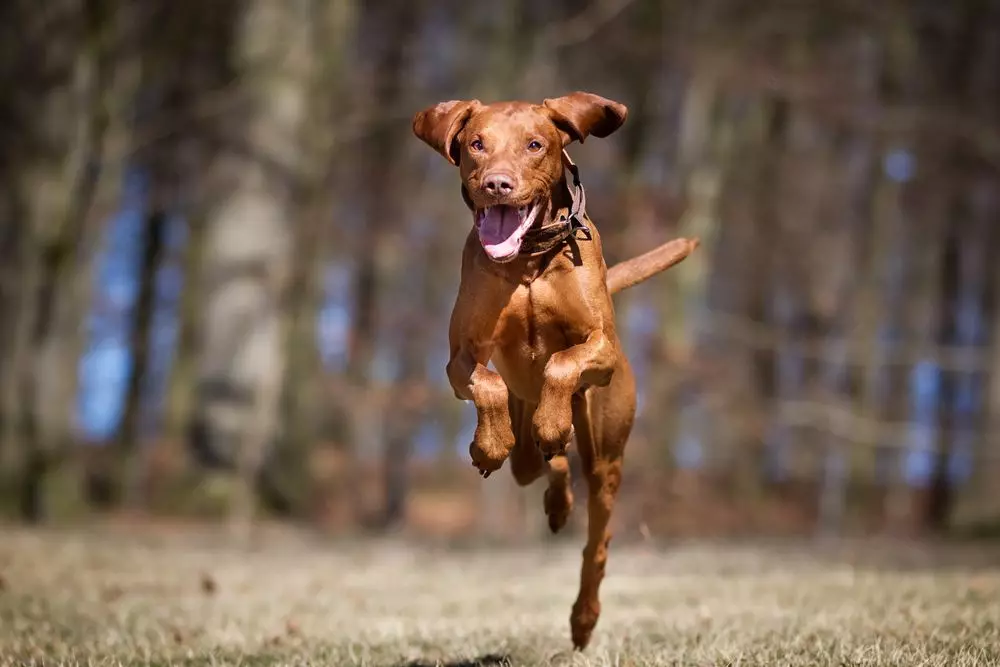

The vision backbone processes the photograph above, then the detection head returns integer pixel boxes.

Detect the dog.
[412,91,698,649]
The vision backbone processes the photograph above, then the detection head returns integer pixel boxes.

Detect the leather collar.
[518,150,592,257]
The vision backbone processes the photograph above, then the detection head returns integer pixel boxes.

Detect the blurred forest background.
[1,0,998,543]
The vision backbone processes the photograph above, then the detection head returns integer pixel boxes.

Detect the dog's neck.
[541,149,585,228]
[517,153,591,257]
[548,173,575,220]
[516,179,583,257]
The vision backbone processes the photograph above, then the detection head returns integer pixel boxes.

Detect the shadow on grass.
[397,654,512,667]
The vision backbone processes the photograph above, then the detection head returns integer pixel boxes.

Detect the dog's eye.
[470,139,485,152]
[527,140,543,152]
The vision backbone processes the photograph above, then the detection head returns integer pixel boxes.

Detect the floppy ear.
[542,92,627,146]
[412,99,482,165]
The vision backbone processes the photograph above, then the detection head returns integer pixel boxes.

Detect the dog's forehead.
[467,102,555,136]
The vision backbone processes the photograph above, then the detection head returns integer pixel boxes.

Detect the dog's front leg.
[533,330,616,459]
[447,344,515,478]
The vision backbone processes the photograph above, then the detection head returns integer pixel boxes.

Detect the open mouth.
[475,202,543,262]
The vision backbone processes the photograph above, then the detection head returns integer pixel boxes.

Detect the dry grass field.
[2,523,1000,666]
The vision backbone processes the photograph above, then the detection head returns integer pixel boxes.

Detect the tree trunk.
[193,0,310,540]
[165,213,207,442]
[341,0,419,529]
[275,0,357,520]
[818,35,883,538]
[10,0,117,521]
[0,188,25,482]
[924,224,960,531]
[915,0,992,533]
[115,209,167,508]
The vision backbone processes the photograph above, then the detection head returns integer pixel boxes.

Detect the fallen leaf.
[200,574,217,595]
[102,585,123,602]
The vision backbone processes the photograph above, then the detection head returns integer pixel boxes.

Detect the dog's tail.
[605,237,700,295]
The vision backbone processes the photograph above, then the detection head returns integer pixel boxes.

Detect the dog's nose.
[482,172,515,196]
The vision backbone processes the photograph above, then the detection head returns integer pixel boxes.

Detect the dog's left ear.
[412,99,482,165]
[543,92,627,146]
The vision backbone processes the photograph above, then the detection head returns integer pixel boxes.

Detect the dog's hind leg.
[543,393,586,534]
[543,453,573,534]
[569,361,635,650]
[508,396,546,487]
[509,394,575,533]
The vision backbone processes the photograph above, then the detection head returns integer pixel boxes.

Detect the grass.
[1,524,999,666]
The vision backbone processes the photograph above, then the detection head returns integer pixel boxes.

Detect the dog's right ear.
[412,100,482,166]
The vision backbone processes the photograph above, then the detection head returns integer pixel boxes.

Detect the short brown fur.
[413,92,698,650]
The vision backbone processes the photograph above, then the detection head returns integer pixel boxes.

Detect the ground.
[2,524,999,666]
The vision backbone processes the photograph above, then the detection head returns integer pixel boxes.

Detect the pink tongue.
[478,206,523,259]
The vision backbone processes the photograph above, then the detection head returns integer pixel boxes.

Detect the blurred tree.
[1,0,125,520]
[190,0,312,537]
[268,0,358,519]
[917,0,998,533]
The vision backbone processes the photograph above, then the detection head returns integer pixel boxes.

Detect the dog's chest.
[489,281,567,401]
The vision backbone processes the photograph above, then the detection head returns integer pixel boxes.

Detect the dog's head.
[413,92,627,262]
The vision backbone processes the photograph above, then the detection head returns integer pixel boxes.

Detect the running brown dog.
[412,92,698,650]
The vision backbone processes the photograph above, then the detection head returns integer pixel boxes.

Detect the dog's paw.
[468,403,515,478]
[544,485,573,533]
[533,418,574,461]
[469,437,512,479]
[469,448,504,478]
[570,598,601,650]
